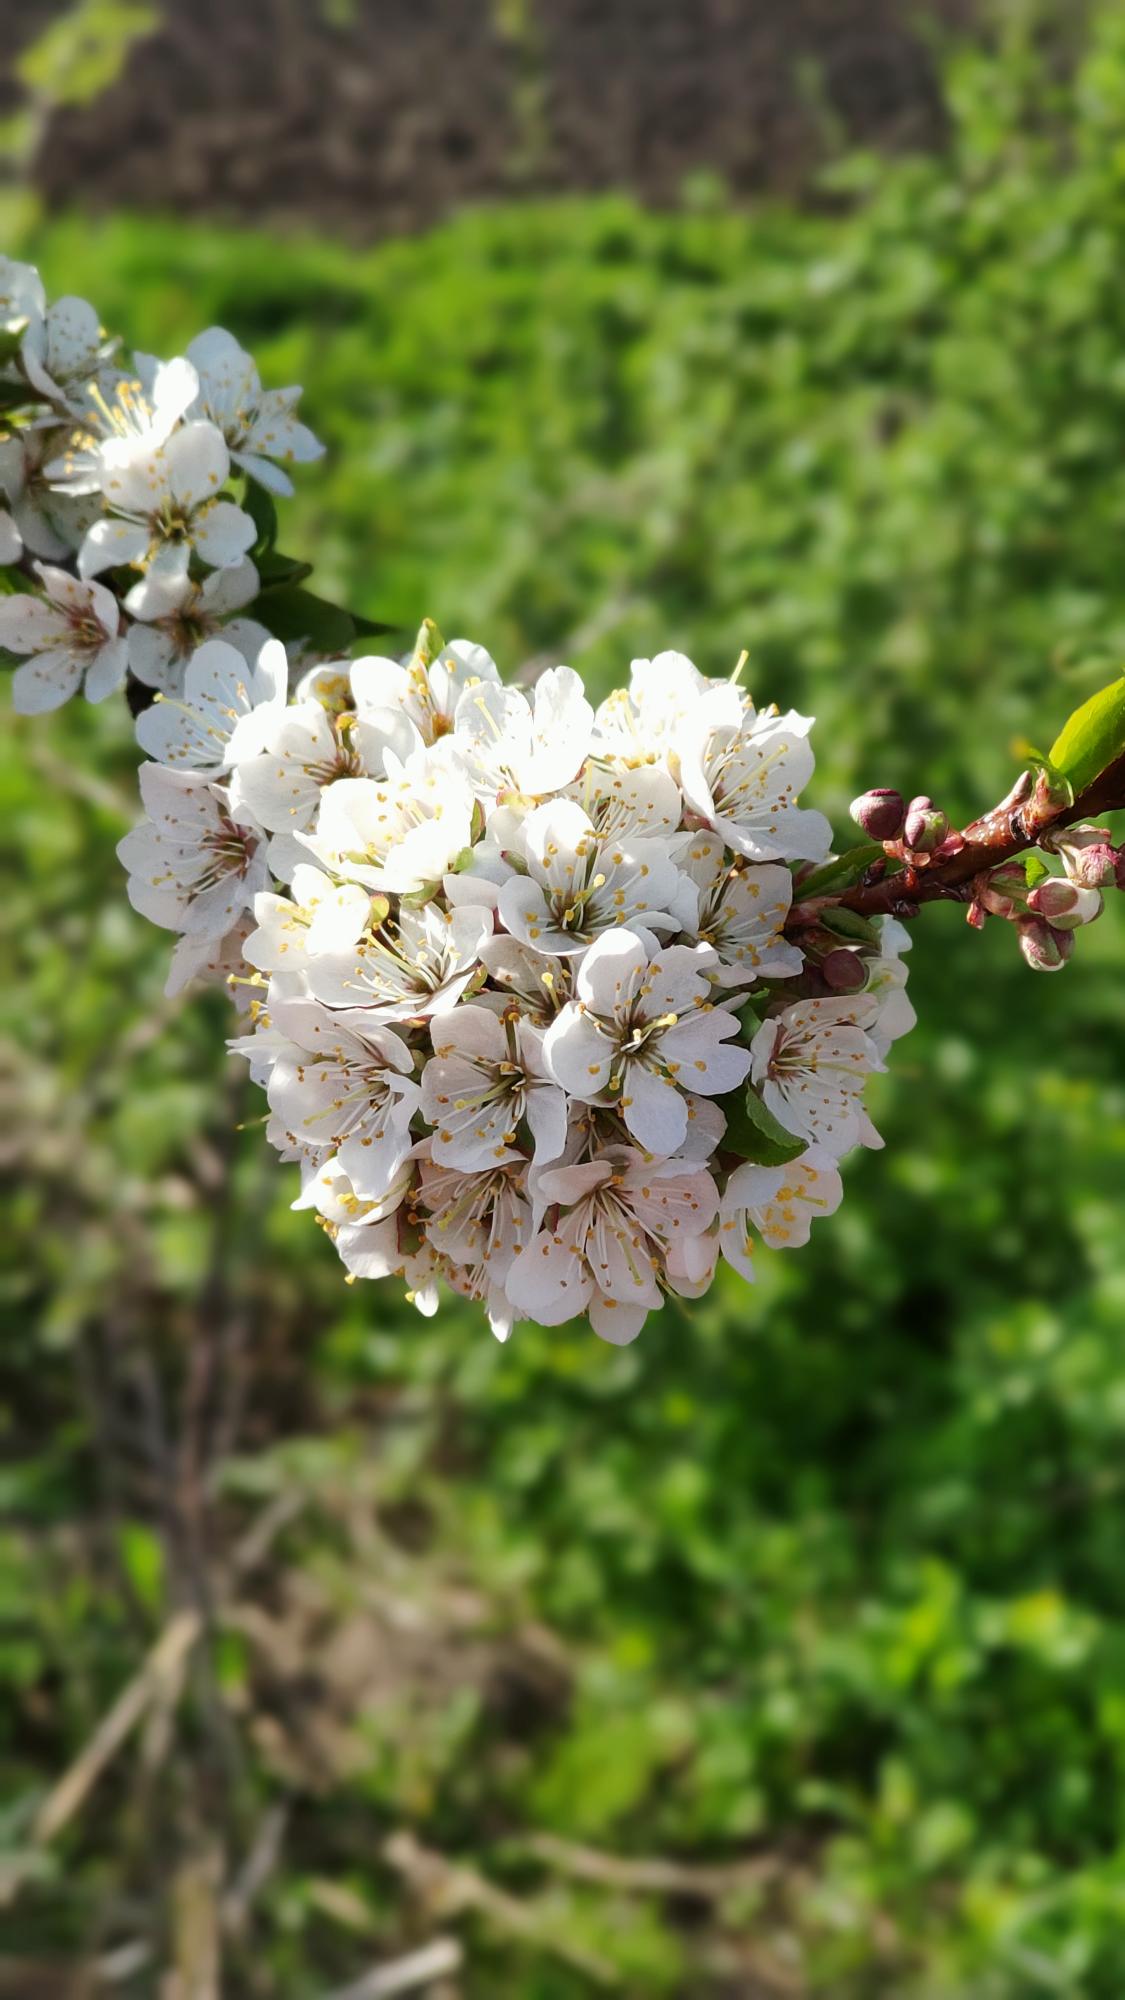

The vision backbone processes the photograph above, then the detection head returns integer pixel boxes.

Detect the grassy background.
[6,9,1125,1995]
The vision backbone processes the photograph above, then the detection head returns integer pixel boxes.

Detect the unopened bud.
[903,794,950,855]
[849,787,905,841]
[1017,917,1074,972]
[1026,878,1104,929]
[821,946,867,992]
[1045,824,1118,889]
[975,862,1032,920]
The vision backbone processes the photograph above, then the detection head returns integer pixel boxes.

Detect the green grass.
[7,8,1125,1993]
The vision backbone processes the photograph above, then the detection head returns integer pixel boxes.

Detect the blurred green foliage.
[7,5,1125,1993]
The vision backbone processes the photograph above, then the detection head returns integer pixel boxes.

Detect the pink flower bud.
[1046,826,1119,888]
[1017,917,1074,972]
[902,795,950,854]
[821,946,867,992]
[849,787,905,841]
[976,863,1030,920]
[1026,878,1104,928]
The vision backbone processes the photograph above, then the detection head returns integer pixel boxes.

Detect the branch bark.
[787,748,1125,928]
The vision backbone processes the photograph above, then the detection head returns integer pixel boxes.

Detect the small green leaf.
[735,998,762,1041]
[400,880,442,909]
[256,549,312,590]
[719,1086,806,1166]
[795,843,883,902]
[820,907,882,945]
[257,585,356,655]
[1048,673,1125,792]
[242,479,279,555]
[351,608,399,639]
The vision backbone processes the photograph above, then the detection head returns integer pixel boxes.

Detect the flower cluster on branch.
[4,253,1125,1341]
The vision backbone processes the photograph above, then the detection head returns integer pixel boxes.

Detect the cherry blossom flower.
[679,832,803,985]
[185,327,324,496]
[48,357,200,492]
[452,666,592,802]
[679,687,832,863]
[298,749,476,895]
[413,1154,533,1298]
[477,934,574,1025]
[305,902,491,1020]
[719,1149,844,1278]
[229,695,415,835]
[134,637,288,771]
[592,650,726,766]
[117,765,267,940]
[0,257,45,334]
[0,424,100,561]
[350,627,500,746]
[244,863,370,979]
[543,930,751,1154]
[2,563,129,712]
[76,420,255,583]
[257,996,418,1200]
[21,296,112,409]
[422,1004,568,1169]
[495,798,685,956]
[125,560,268,693]
[749,995,884,1155]
[507,1153,720,1343]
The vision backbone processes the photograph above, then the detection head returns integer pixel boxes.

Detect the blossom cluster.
[1,254,918,1343]
[0,253,321,712]
[126,623,917,1342]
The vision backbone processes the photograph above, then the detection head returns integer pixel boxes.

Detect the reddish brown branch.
[787,748,1125,929]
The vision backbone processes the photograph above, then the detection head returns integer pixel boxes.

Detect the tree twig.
[321,1936,463,2000]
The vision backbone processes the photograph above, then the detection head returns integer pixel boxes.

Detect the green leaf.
[795,843,884,902]
[256,586,356,655]
[350,608,400,639]
[255,549,313,590]
[719,1085,806,1166]
[242,479,279,555]
[820,907,882,945]
[1048,673,1125,792]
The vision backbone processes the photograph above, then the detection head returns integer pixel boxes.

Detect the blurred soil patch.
[4,0,1035,236]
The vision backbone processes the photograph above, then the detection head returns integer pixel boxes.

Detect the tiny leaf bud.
[903,794,950,854]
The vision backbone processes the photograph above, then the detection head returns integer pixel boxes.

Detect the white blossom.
[452,666,592,801]
[76,420,255,583]
[2,563,128,712]
[680,686,832,863]
[495,798,685,957]
[543,930,751,1155]
[507,1153,719,1343]
[421,1004,567,1170]
[21,296,112,408]
[117,764,267,939]
[679,831,803,984]
[135,637,288,770]
[125,560,267,693]
[0,509,21,565]
[261,998,419,1202]
[48,357,200,492]
[297,748,476,895]
[185,327,324,497]
[244,863,370,978]
[305,901,491,1020]
[718,1148,844,1279]
[0,257,45,334]
[0,425,99,560]
[350,627,501,748]
[749,995,884,1155]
